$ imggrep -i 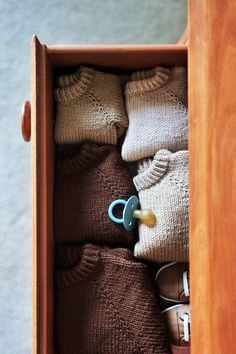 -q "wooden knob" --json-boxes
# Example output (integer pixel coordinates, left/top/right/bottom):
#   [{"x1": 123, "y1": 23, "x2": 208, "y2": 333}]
[{"x1": 21, "y1": 100, "x2": 31, "y2": 142}]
